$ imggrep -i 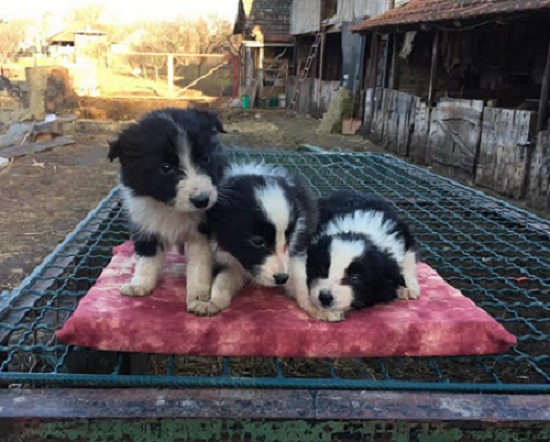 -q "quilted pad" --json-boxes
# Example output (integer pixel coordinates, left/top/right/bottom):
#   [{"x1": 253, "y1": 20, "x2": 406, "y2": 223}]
[{"x1": 57, "y1": 242, "x2": 517, "y2": 358}]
